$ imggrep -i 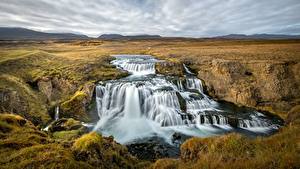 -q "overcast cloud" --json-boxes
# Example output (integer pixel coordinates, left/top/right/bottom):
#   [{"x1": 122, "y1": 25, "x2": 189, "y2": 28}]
[{"x1": 0, "y1": 0, "x2": 299, "y2": 37}]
